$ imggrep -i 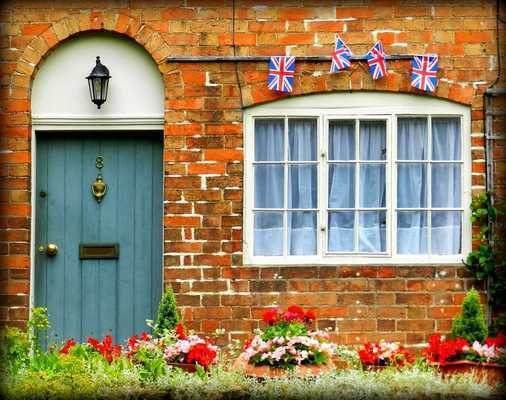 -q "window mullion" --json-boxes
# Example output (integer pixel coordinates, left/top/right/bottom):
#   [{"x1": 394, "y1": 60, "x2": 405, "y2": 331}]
[
  {"x1": 427, "y1": 115, "x2": 432, "y2": 255},
  {"x1": 354, "y1": 120, "x2": 360, "y2": 252},
  {"x1": 390, "y1": 115, "x2": 395, "y2": 257},
  {"x1": 320, "y1": 116, "x2": 325, "y2": 257},
  {"x1": 283, "y1": 116, "x2": 288, "y2": 257}
]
